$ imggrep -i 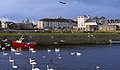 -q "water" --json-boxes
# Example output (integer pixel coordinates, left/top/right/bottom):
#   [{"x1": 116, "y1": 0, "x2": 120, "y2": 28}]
[{"x1": 0, "y1": 44, "x2": 120, "y2": 70}]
